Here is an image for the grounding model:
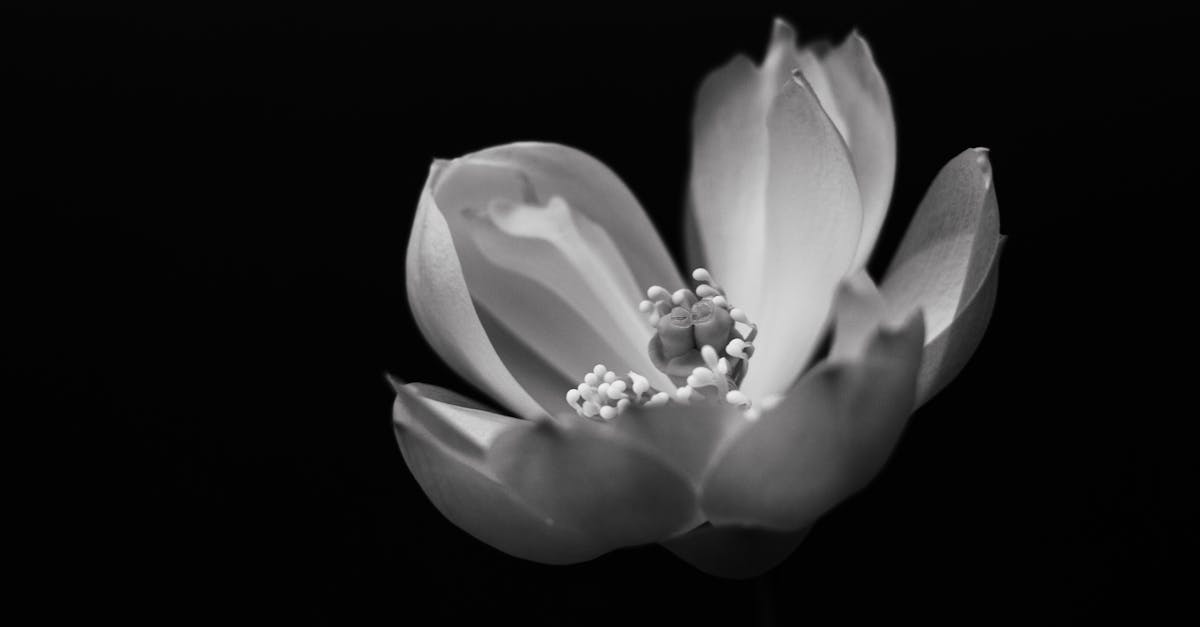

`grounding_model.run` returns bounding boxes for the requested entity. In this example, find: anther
[565,365,672,422]
[647,286,672,302]
[671,289,698,308]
